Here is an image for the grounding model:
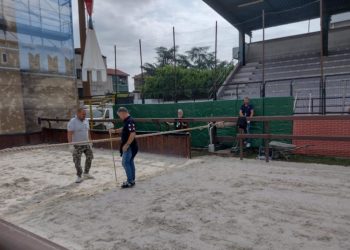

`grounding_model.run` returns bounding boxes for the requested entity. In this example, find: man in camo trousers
[67,108,94,183]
